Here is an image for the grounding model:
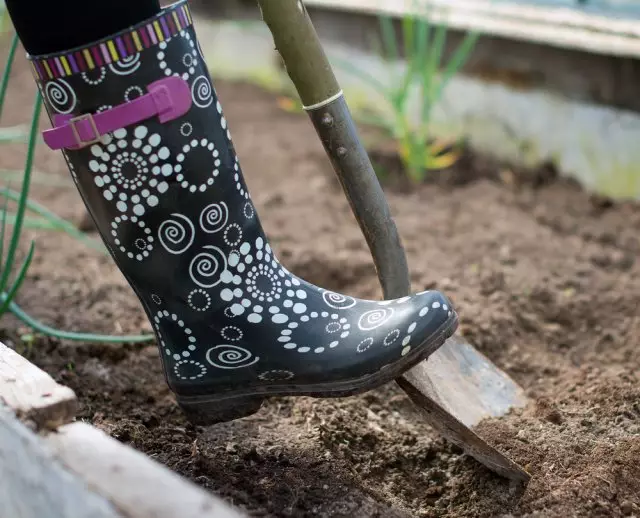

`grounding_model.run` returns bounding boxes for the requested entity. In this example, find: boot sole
[177,312,459,426]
